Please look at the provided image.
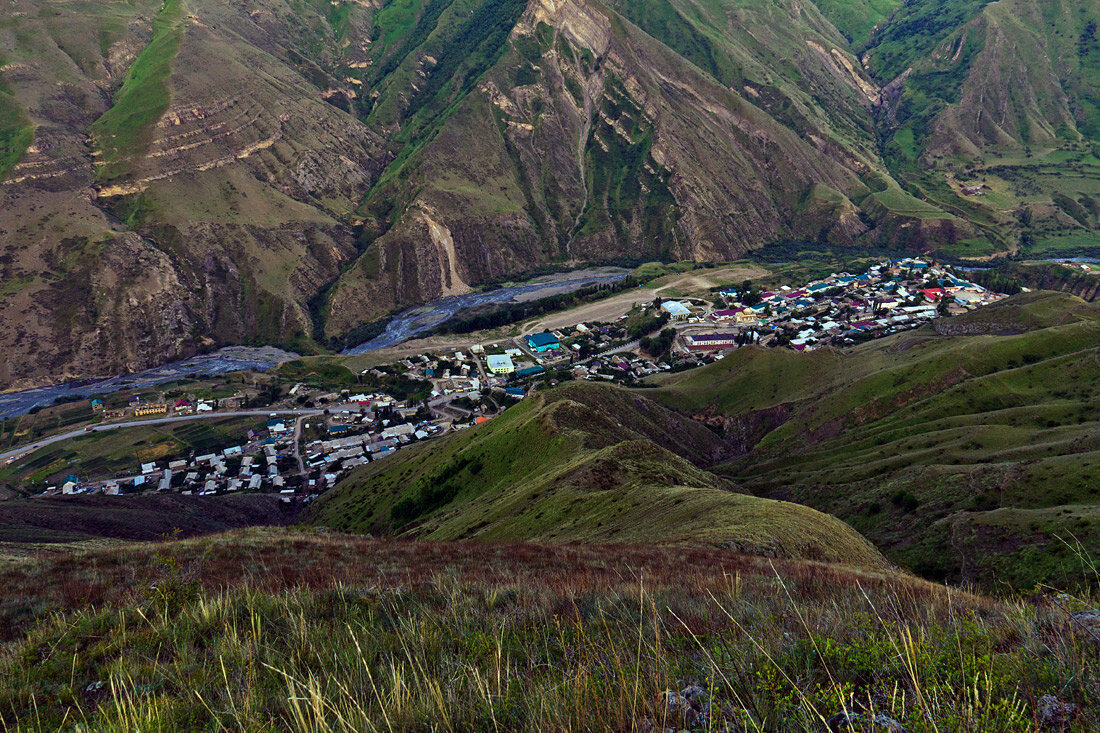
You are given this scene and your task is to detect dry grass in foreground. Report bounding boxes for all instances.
[0,528,1096,731]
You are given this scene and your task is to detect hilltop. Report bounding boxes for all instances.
[309,382,890,568]
[0,527,1096,730]
[653,291,1100,589]
[6,0,1100,385]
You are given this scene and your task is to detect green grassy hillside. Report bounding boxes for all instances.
[654,291,1100,589]
[310,382,890,569]
[0,527,1095,731]
[90,0,183,182]
[867,0,1100,256]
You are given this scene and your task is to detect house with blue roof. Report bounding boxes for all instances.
[525,332,560,352]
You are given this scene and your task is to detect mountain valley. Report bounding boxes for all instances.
[5,0,1100,386]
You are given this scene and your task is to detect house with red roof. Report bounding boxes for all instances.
[920,288,947,302]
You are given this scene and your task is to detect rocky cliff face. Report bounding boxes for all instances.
[2,0,1069,387]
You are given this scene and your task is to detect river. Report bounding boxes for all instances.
[342,267,631,354]
[0,268,632,419]
[0,346,297,421]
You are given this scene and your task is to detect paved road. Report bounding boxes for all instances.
[292,415,307,476]
[0,408,330,464]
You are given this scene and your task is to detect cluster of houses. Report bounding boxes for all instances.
[55,435,297,498]
[681,258,1004,352]
[302,420,444,475]
[50,390,453,499]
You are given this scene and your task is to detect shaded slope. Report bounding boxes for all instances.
[0,493,298,543]
[310,382,890,569]
[653,291,1100,589]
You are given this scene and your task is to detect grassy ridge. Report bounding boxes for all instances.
[90,0,183,181]
[0,528,1095,730]
[654,292,1100,588]
[310,383,890,568]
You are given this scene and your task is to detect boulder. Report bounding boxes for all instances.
[826,711,906,732]
[1037,694,1077,729]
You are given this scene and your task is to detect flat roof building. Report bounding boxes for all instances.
[661,301,691,318]
[486,354,515,374]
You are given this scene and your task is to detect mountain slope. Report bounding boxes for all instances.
[653,291,1100,589]
[6,0,1100,386]
[0,0,950,388]
[310,382,891,568]
[868,0,1100,256]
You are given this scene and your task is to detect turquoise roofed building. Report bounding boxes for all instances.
[525,332,560,352]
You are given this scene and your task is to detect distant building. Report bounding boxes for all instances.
[91,399,104,411]
[133,403,167,417]
[661,301,691,319]
[525,332,560,352]
[486,354,515,374]
[684,333,740,351]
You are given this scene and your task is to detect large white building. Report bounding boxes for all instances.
[486,354,515,374]
[661,301,691,319]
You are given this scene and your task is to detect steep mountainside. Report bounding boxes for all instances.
[4,0,1100,386]
[864,0,1100,257]
[653,292,1100,589]
[0,0,940,388]
[310,382,891,568]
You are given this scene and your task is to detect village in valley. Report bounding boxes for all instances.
[3,258,1006,502]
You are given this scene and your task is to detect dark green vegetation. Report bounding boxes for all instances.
[432,278,634,335]
[1,528,1095,731]
[0,494,295,543]
[310,382,891,569]
[0,57,32,180]
[276,359,431,401]
[654,292,1100,590]
[971,260,1100,302]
